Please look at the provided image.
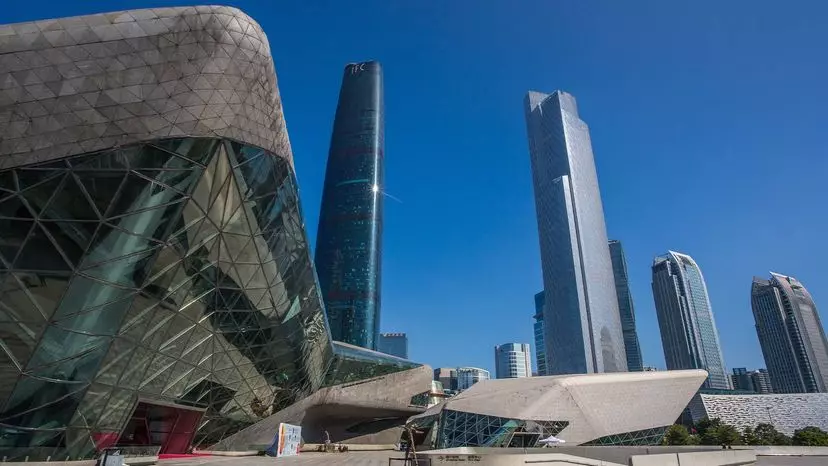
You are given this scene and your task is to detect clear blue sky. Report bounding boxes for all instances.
[7,1,827,375]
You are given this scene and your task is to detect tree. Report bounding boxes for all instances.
[663,425,692,445]
[792,427,828,446]
[741,426,758,446]
[754,423,792,445]
[695,418,741,446]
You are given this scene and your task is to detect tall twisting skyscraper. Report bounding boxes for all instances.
[751,273,828,393]
[609,240,644,371]
[651,251,729,389]
[524,90,626,374]
[315,61,384,349]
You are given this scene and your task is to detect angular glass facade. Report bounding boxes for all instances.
[410,410,568,449]
[315,61,385,350]
[377,332,408,359]
[608,240,643,371]
[524,90,626,374]
[581,426,669,446]
[533,291,547,376]
[0,138,415,461]
[651,251,729,389]
[751,273,828,393]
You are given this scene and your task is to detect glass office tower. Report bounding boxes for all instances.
[378,332,408,359]
[533,291,548,376]
[494,343,532,379]
[608,240,643,371]
[315,61,384,350]
[751,273,828,393]
[524,90,626,374]
[651,251,729,389]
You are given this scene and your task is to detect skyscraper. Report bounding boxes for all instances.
[533,291,548,376]
[608,240,644,371]
[494,343,532,379]
[751,273,828,393]
[315,61,384,350]
[651,251,729,389]
[378,332,408,359]
[524,90,626,374]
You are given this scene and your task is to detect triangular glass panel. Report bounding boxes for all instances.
[0,220,35,267]
[39,221,99,268]
[152,138,219,166]
[53,293,135,334]
[136,169,203,197]
[0,271,70,323]
[67,147,129,171]
[17,172,66,218]
[81,224,161,268]
[0,171,16,193]
[79,247,158,288]
[40,173,100,221]
[0,195,35,220]
[13,222,72,272]
[106,173,185,220]
[73,171,128,219]
[106,200,184,243]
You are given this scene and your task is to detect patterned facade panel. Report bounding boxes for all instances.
[0,137,329,460]
[0,6,292,169]
[699,393,828,436]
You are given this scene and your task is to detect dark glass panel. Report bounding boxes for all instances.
[0,272,72,323]
[107,173,185,220]
[17,173,65,218]
[68,149,129,171]
[105,198,185,243]
[52,275,133,322]
[151,138,219,166]
[0,220,34,268]
[41,174,99,221]
[138,169,202,196]
[14,222,72,272]
[52,294,135,336]
[0,195,35,219]
[80,248,158,288]
[0,375,88,429]
[73,171,128,220]
[39,221,99,267]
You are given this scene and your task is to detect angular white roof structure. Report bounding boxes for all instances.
[410,369,707,447]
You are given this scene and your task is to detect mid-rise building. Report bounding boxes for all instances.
[456,367,490,390]
[751,273,828,393]
[730,368,771,393]
[651,251,729,389]
[524,90,626,375]
[314,61,385,350]
[608,240,644,371]
[434,367,458,391]
[378,332,408,359]
[533,291,548,376]
[494,343,532,379]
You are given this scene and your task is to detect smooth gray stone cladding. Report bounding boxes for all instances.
[0,5,292,168]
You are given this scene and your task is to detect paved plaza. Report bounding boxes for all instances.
[155,451,826,466]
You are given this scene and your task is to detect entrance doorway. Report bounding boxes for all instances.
[118,401,203,454]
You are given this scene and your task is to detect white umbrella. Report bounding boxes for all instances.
[538,435,566,446]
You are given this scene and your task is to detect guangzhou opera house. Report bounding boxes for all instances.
[0,6,421,460]
[0,5,709,461]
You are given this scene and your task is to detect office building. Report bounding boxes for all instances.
[314,61,384,350]
[609,240,644,371]
[0,8,422,460]
[456,367,490,390]
[730,368,772,394]
[751,273,828,393]
[651,251,729,389]
[691,392,828,436]
[408,370,707,448]
[494,343,532,379]
[533,291,548,376]
[524,90,626,374]
[434,367,458,391]
[378,332,408,359]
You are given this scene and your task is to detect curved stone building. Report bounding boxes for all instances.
[0,6,418,460]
